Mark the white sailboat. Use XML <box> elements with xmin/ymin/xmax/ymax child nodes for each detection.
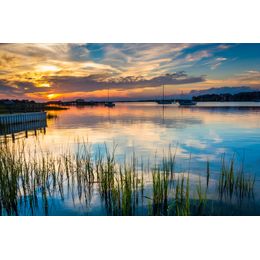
<box><xmin>178</xmin><ymin>91</ymin><xmax>197</xmax><ymax>106</ymax></box>
<box><xmin>156</xmin><ymin>85</ymin><xmax>172</xmax><ymax>104</ymax></box>
<box><xmin>104</xmin><ymin>87</ymin><xmax>115</xmax><ymax>107</ymax></box>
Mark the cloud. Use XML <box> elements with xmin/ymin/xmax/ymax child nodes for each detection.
<box><xmin>0</xmin><ymin>43</ymin><xmax>78</xmax><ymax>61</ymax></box>
<box><xmin>217</xmin><ymin>44</ymin><xmax>232</xmax><ymax>50</ymax></box>
<box><xmin>0</xmin><ymin>80</ymin><xmax>15</xmax><ymax>93</ymax></box>
<box><xmin>210</xmin><ymin>57</ymin><xmax>227</xmax><ymax>69</ymax></box>
<box><xmin>0</xmin><ymin>79</ymin><xmax>50</xmax><ymax>97</ymax></box>
<box><xmin>185</xmin><ymin>50</ymin><xmax>212</xmax><ymax>62</ymax></box>
<box><xmin>97</xmin><ymin>43</ymin><xmax>193</xmax><ymax>78</ymax></box>
<box><xmin>0</xmin><ymin>43</ymin><xmax>248</xmax><ymax>100</ymax></box>
<box><xmin>0</xmin><ymin>79</ymin><xmax>35</xmax><ymax>99</ymax></box>
<box><xmin>234</xmin><ymin>70</ymin><xmax>260</xmax><ymax>84</ymax></box>
<box><xmin>201</xmin><ymin>56</ymin><xmax>228</xmax><ymax>70</ymax></box>
<box><xmin>46</xmin><ymin>72</ymin><xmax>206</xmax><ymax>93</ymax></box>
<box><xmin>216</xmin><ymin>57</ymin><xmax>227</xmax><ymax>61</ymax></box>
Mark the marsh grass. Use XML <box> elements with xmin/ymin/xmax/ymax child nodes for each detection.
<box><xmin>218</xmin><ymin>155</ymin><xmax>255</xmax><ymax>201</ymax></box>
<box><xmin>0</xmin><ymin>141</ymin><xmax>256</xmax><ymax>216</ymax></box>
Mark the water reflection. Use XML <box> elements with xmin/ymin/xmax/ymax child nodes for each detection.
<box><xmin>28</xmin><ymin>103</ymin><xmax>260</xmax><ymax>174</ymax></box>
<box><xmin>2</xmin><ymin>103</ymin><xmax>260</xmax><ymax>173</ymax></box>
<box><xmin>1</xmin><ymin>102</ymin><xmax>260</xmax><ymax>215</ymax></box>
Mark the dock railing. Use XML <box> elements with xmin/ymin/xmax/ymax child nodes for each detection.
<box><xmin>0</xmin><ymin>112</ymin><xmax>47</xmax><ymax>126</ymax></box>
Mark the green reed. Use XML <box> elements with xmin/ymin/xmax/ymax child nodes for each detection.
<box><xmin>218</xmin><ymin>155</ymin><xmax>255</xmax><ymax>200</ymax></box>
<box><xmin>0</xmin><ymin>141</ymin><xmax>257</xmax><ymax>216</ymax></box>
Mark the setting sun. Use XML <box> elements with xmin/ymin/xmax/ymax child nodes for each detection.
<box><xmin>47</xmin><ymin>93</ymin><xmax>61</xmax><ymax>99</ymax></box>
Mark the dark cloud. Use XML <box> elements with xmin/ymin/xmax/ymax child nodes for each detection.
<box><xmin>0</xmin><ymin>79</ymin><xmax>49</xmax><ymax>97</ymax></box>
<box><xmin>47</xmin><ymin>72</ymin><xmax>206</xmax><ymax>93</ymax></box>
<box><xmin>0</xmin><ymin>80</ymin><xmax>16</xmax><ymax>93</ymax></box>
<box><xmin>12</xmin><ymin>81</ymin><xmax>43</xmax><ymax>92</ymax></box>
<box><xmin>0</xmin><ymin>72</ymin><xmax>205</xmax><ymax>99</ymax></box>
<box><xmin>0</xmin><ymin>80</ymin><xmax>24</xmax><ymax>99</ymax></box>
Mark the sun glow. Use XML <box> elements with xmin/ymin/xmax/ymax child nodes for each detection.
<box><xmin>36</xmin><ymin>65</ymin><xmax>60</xmax><ymax>72</ymax></box>
<box><xmin>47</xmin><ymin>93</ymin><xmax>61</xmax><ymax>100</ymax></box>
<box><xmin>39</xmin><ymin>83</ymin><xmax>51</xmax><ymax>88</ymax></box>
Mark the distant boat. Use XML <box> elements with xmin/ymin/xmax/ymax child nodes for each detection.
<box><xmin>178</xmin><ymin>100</ymin><xmax>197</xmax><ymax>106</ymax></box>
<box><xmin>105</xmin><ymin>102</ymin><xmax>115</xmax><ymax>107</ymax></box>
<box><xmin>157</xmin><ymin>100</ymin><xmax>172</xmax><ymax>105</ymax></box>
<box><xmin>156</xmin><ymin>84</ymin><xmax>173</xmax><ymax>104</ymax></box>
<box><xmin>105</xmin><ymin>87</ymin><xmax>115</xmax><ymax>107</ymax></box>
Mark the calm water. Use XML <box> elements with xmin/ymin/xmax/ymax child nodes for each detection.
<box><xmin>36</xmin><ymin>102</ymin><xmax>260</xmax><ymax>173</ymax></box>
<box><xmin>2</xmin><ymin>102</ymin><xmax>260</xmax><ymax>215</ymax></box>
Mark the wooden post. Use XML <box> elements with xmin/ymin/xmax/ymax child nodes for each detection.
<box><xmin>12</xmin><ymin>133</ymin><xmax>15</xmax><ymax>143</ymax></box>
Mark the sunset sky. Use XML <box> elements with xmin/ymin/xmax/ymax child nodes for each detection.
<box><xmin>1</xmin><ymin>43</ymin><xmax>260</xmax><ymax>101</ymax></box>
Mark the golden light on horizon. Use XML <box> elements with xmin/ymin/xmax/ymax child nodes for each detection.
<box><xmin>47</xmin><ymin>93</ymin><xmax>61</xmax><ymax>100</ymax></box>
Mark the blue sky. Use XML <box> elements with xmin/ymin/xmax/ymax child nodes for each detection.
<box><xmin>0</xmin><ymin>43</ymin><xmax>260</xmax><ymax>100</ymax></box>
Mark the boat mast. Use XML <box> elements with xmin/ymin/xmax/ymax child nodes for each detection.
<box><xmin>163</xmin><ymin>84</ymin><xmax>165</xmax><ymax>102</ymax></box>
<box><xmin>107</xmin><ymin>87</ymin><xmax>110</xmax><ymax>103</ymax></box>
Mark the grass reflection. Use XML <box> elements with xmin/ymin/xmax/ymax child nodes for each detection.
<box><xmin>0</xmin><ymin>140</ymin><xmax>256</xmax><ymax>216</ymax></box>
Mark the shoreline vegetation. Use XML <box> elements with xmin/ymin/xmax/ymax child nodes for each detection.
<box><xmin>1</xmin><ymin>90</ymin><xmax>260</xmax><ymax>114</ymax></box>
<box><xmin>193</xmin><ymin>91</ymin><xmax>260</xmax><ymax>102</ymax></box>
<box><xmin>0</xmin><ymin>141</ymin><xmax>256</xmax><ymax>216</ymax></box>
<box><xmin>0</xmin><ymin>100</ymin><xmax>68</xmax><ymax>114</ymax></box>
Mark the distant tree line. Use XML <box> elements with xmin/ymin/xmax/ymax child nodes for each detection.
<box><xmin>192</xmin><ymin>91</ymin><xmax>260</xmax><ymax>102</ymax></box>
<box><xmin>0</xmin><ymin>99</ymin><xmax>44</xmax><ymax>113</ymax></box>
<box><xmin>0</xmin><ymin>99</ymin><xmax>69</xmax><ymax>114</ymax></box>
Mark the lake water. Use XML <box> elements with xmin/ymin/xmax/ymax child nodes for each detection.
<box><xmin>1</xmin><ymin>102</ymin><xmax>260</xmax><ymax>215</ymax></box>
<box><xmin>36</xmin><ymin>102</ymin><xmax>260</xmax><ymax>174</ymax></box>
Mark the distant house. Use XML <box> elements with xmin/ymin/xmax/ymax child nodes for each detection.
<box><xmin>75</xmin><ymin>99</ymin><xmax>85</xmax><ymax>104</ymax></box>
<box><xmin>3</xmin><ymin>100</ymin><xmax>15</xmax><ymax>105</ymax></box>
<box><xmin>46</xmin><ymin>100</ymin><xmax>62</xmax><ymax>105</ymax></box>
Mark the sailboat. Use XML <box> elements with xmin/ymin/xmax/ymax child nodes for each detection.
<box><xmin>178</xmin><ymin>91</ymin><xmax>197</xmax><ymax>106</ymax></box>
<box><xmin>178</xmin><ymin>100</ymin><xmax>197</xmax><ymax>106</ymax></box>
<box><xmin>104</xmin><ymin>87</ymin><xmax>115</xmax><ymax>107</ymax></box>
<box><xmin>156</xmin><ymin>84</ymin><xmax>172</xmax><ymax>104</ymax></box>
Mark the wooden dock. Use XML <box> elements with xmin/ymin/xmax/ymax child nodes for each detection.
<box><xmin>0</xmin><ymin>120</ymin><xmax>47</xmax><ymax>136</ymax></box>
<box><xmin>0</xmin><ymin>112</ymin><xmax>47</xmax><ymax>142</ymax></box>
<box><xmin>0</xmin><ymin>112</ymin><xmax>46</xmax><ymax>126</ymax></box>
